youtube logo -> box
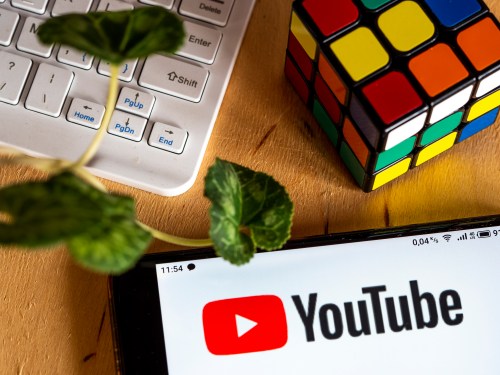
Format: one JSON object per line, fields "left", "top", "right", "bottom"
{"left": 202, "top": 295, "right": 288, "bottom": 355}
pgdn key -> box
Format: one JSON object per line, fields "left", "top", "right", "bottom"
{"left": 107, "top": 110, "right": 148, "bottom": 142}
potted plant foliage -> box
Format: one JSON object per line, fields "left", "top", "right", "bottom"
{"left": 0, "top": 7, "right": 293, "bottom": 274}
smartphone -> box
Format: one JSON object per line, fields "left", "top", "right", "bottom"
{"left": 109, "top": 215, "right": 500, "bottom": 374}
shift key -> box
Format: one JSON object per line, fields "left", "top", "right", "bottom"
{"left": 138, "top": 55, "right": 209, "bottom": 102}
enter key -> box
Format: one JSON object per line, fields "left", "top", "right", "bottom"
{"left": 175, "top": 20, "right": 222, "bottom": 64}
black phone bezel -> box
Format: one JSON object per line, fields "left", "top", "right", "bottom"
{"left": 108, "top": 214, "right": 500, "bottom": 374}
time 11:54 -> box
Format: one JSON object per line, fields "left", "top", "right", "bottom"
{"left": 160, "top": 265, "right": 183, "bottom": 273}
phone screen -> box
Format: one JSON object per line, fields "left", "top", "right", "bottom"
{"left": 154, "top": 224, "right": 500, "bottom": 374}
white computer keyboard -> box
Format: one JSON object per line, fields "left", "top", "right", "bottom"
{"left": 0, "top": 0, "right": 256, "bottom": 195}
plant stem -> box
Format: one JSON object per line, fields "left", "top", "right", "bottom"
{"left": 72, "top": 64, "right": 120, "bottom": 169}
{"left": 137, "top": 221, "right": 213, "bottom": 248}
{"left": 71, "top": 167, "right": 108, "bottom": 192}
{"left": 0, "top": 150, "right": 71, "bottom": 172}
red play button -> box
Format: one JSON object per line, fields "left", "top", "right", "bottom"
{"left": 202, "top": 295, "right": 288, "bottom": 355}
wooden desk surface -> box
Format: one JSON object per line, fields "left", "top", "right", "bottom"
{"left": 2, "top": 1, "right": 500, "bottom": 374}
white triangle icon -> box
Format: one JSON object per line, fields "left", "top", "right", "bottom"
{"left": 235, "top": 314, "right": 258, "bottom": 338}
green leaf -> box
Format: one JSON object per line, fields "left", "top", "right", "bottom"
{"left": 67, "top": 218, "right": 151, "bottom": 275}
{"left": 0, "top": 172, "right": 152, "bottom": 274}
{"left": 0, "top": 172, "right": 106, "bottom": 247}
{"left": 37, "top": 7, "right": 185, "bottom": 65}
{"left": 204, "top": 159, "right": 293, "bottom": 265}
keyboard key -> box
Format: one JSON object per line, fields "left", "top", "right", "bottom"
{"left": 0, "top": 8, "right": 20, "bottom": 46}
{"left": 177, "top": 20, "right": 222, "bottom": 64}
{"left": 179, "top": 0, "right": 235, "bottom": 27}
{"left": 149, "top": 122, "right": 188, "bottom": 154}
{"left": 108, "top": 110, "right": 147, "bottom": 142}
{"left": 98, "top": 59, "right": 138, "bottom": 82}
{"left": 97, "top": 0, "right": 134, "bottom": 11}
{"left": 116, "top": 87, "right": 155, "bottom": 118}
{"left": 25, "top": 63, "right": 74, "bottom": 117}
{"left": 0, "top": 51, "right": 32, "bottom": 104}
{"left": 16, "top": 17, "right": 53, "bottom": 57}
{"left": 11, "top": 0, "right": 49, "bottom": 14}
{"left": 57, "top": 46, "right": 93, "bottom": 70}
{"left": 51, "top": 0, "right": 93, "bottom": 16}
{"left": 139, "top": 55, "right": 209, "bottom": 102}
{"left": 67, "top": 98, "right": 105, "bottom": 129}
{"left": 138, "top": 0, "right": 174, "bottom": 9}
{"left": 0, "top": 0, "right": 256, "bottom": 196}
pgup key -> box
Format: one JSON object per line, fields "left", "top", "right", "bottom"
{"left": 116, "top": 87, "right": 155, "bottom": 118}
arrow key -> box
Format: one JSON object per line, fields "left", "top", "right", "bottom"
{"left": 149, "top": 122, "right": 188, "bottom": 154}
{"left": 67, "top": 98, "right": 105, "bottom": 129}
{"left": 116, "top": 87, "right": 155, "bottom": 118}
{"left": 107, "top": 110, "right": 148, "bottom": 141}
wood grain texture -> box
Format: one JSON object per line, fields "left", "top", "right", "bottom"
{"left": 2, "top": 0, "right": 500, "bottom": 373}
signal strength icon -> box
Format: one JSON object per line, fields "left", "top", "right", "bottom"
{"left": 443, "top": 234, "right": 452, "bottom": 242}
{"left": 457, "top": 233, "right": 468, "bottom": 241}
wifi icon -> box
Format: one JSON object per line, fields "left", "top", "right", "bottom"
{"left": 443, "top": 234, "right": 452, "bottom": 242}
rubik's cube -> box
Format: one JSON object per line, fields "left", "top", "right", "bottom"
{"left": 285, "top": 0, "right": 500, "bottom": 191}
